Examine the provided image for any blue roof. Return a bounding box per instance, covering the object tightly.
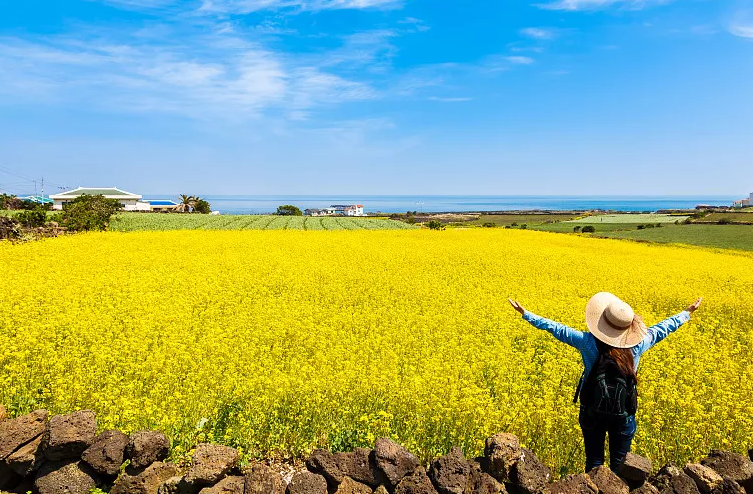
[148,200,178,206]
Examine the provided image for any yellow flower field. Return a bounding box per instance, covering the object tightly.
[1,230,751,474]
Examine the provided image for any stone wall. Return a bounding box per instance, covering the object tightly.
[1,409,752,494]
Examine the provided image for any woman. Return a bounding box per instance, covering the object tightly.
[507,293,702,472]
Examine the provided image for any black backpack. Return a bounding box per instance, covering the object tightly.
[573,341,638,419]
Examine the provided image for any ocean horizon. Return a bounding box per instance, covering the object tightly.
[141,194,739,215]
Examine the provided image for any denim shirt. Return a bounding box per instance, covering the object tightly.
[522,310,691,389]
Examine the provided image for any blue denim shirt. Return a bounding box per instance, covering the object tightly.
[522,310,691,387]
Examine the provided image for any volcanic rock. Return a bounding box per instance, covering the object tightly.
[685,464,724,493]
[82,429,129,477]
[484,434,521,484]
[375,438,420,488]
[111,461,179,494]
[336,476,374,494]
[244,463,286,494]
[588,466,629,494]
[701,451,753,494]
[286,471,328,494]
[7,434,45,476]
[34,460,99,494]
[618,453,653,489]
[199,476,245,494]
[307,448,345,485]
[127,431,170,470]
[395,468,439,494]
[466,460,506,494]
[0,409,48,461]
[336,448,389,487]
[184,443,240,487]
[548,474,598,494]
[649,463,701,494]
[43,410,97,461]
[510,448,551,494]
[429,447,471,494]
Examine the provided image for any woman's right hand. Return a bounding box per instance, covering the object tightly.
[686,297,703,313]
[508,299,526,316]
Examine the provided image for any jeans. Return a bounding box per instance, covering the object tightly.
[579,408,637,472]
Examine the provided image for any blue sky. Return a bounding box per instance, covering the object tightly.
[0,0,752,196]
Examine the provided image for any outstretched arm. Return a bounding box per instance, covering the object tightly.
[638,297,702,352]
[508,299,590,351]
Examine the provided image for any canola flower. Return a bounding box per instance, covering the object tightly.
[0,229,751,473]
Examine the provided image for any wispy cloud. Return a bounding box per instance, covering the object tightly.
[102,0,407,13]
[520,27,557,40]
[428,96,472,103]
[729,24,753,38]
[0,29,377,120]
[539,0,668,11]
[398,17,430,32]
[503,56,535,65]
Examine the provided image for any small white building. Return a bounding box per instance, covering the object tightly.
[50,187,149,211]
[732,195,752,208]
[331,204,365,216]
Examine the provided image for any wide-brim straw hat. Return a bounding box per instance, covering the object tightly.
[585,292,646,349]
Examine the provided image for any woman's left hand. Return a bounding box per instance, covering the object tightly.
[508,299,526,316]
[686,297,703,313]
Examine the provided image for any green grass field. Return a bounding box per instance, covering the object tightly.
[470,213,581,226]
[696,212,753,223]
[530,222,650,233]
[109,213,416,231]
[603,225,753,251]
[566,213,687,224]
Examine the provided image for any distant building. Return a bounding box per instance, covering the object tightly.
[331,204,365,216]
[304,208,331,217]
[49,187,149,211]
[146,199,179,212]
[19,195,54,205]
[732,196,751,208]
[305,204,365,217]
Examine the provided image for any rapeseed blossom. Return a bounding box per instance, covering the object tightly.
[0,230,750,473]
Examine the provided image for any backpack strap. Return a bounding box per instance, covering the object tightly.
[573,343,605,404]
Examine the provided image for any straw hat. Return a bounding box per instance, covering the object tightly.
[585,292,646,349]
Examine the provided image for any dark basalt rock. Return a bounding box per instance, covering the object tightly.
[0,409,48,461]
[127,431,170,470]
[375,438,420,488]
[287,471,328,494]
[34,460,99,494]
[82,429,129,477]
[43,410,97,461]
[429,447,471,494]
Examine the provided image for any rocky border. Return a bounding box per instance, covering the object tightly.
[1,409,752,494]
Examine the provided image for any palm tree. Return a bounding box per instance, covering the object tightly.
[176,194,196,213]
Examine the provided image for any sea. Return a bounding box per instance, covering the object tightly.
[142,195,738,215]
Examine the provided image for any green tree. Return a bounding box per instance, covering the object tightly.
[176,194,196,213]
[276,205,302,216]
[581,225,596,233]
[427,220,444,230]
[58,194,122,232]
[193,198,212,214]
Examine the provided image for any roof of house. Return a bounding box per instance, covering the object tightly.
[148,200,179,206]
[49,187,142,200]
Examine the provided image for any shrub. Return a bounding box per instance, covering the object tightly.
[645,223,655,229]
[59,194,122,232]
[427,220,443,230]
[718,218,732,225]
[511,222,519,227]
[573,226,582,232]
[482,222,496,228]
[193,199,212,214]
[520,224,528,229]
[637,225,645,230]
[276,205,302,216]
[581,225,596,233]
[15,208,47,228]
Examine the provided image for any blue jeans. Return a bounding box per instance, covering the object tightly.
[579,408,637,472]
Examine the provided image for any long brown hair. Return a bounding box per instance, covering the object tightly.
[606,315,643,383]
[607,347,638,383]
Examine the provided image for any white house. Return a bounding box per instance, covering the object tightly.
[732,194,752,208]
[331,204,365,216]
[49,187,150,211]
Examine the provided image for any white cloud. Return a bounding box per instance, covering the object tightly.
[520,28,557,40]
[0,30,377,120]
[504,56,535,65]
[539,0,668,11]
[428,96,472,103]
[729,24,753,38]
